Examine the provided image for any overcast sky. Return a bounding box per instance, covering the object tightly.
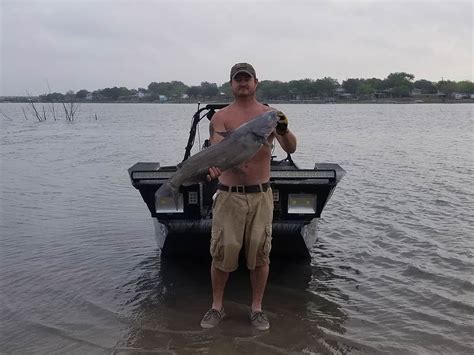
[1,0,472,96]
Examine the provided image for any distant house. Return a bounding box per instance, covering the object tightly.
[159,95,168,102]
[411,88,422,96]
[136,92,145,98]
[452,92,465,100]
[85,93,94,100]
[334,87,352,99]
[374,90,391,99]
[339,93,352,99]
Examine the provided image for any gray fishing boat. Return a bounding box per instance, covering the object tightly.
[128,103,345,259]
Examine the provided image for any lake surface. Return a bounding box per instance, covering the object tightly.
[1,102,473,354]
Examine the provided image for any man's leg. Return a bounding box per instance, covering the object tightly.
[202,191,244,328]
[249,264,269,312]
[201,265,229,328]
[249,264,271,330]
[211,265,229,310]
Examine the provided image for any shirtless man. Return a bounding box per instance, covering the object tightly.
[200,63,297,330]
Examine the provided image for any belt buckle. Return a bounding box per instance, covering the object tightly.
[236,185,245,193]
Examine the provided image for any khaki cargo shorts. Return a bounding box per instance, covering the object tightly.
[210,188,274,272]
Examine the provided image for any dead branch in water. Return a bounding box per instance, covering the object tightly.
[21,84,93,122]
[24,91,47,122]
[62,100,80,122]
[22,107,28,120]
[46,81,58,121]
[28,101,45,122]
[42,105,47,121]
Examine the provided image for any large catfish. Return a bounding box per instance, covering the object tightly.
[155,110,279,210]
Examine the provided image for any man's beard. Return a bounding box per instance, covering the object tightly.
[234,87,254,97]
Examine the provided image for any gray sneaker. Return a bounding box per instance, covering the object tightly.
[250,310,270,330]
[200,308,225,328]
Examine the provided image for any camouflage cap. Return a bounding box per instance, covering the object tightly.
[230,63,257,80]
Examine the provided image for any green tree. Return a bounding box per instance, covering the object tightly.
[364,78,384,92]
[437,80,457,95]
[147,81,188,99]
[413,79,437,94]
[257,80,288,100]
[391,85,411,97]
[287,79,314,99]
[342,78,362,95]
[76,89,89,99]
[65,90,75,100]
[385,72,415,87]
[314,77,339,97]
[384,72,415,97]
[218,82,232,98]
[43,92,65,102]
[200,82,219,98]
[186,86,202,98]
[99,87,130,100]
[456,80,474,93]
[168,81,188,98]
[357,83,375,95]
[147,82,164,98]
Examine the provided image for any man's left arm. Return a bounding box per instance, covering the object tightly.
[275,111,297,154]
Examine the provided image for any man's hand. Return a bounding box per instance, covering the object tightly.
[207,167,222,182]
[276,111,289,135]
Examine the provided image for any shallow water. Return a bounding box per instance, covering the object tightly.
[1,102,473,354]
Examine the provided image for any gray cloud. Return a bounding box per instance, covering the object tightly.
[1,0,472,95]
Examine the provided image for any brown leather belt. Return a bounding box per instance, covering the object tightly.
[217,182,271,193]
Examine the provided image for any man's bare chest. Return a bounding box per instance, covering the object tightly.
[223,112,266,131]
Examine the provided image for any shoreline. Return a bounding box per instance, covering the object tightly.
[1,97,473,105]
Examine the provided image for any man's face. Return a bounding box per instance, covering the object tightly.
[231,73,258,97]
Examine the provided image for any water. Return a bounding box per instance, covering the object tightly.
[1,102,473,354]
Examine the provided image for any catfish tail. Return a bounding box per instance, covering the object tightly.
[154,182,180,211]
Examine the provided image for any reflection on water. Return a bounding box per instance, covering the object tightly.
[117,253,367,354]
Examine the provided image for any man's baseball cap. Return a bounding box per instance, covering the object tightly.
[230,63,257,80]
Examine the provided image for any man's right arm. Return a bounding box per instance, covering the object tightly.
[209,120,216,144]
[209,114,226,145]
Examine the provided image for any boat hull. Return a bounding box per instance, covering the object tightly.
[153,219,318,259]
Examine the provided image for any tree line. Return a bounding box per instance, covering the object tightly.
[35,72,474,103]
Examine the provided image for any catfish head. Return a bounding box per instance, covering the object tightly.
[247,110,279,142]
